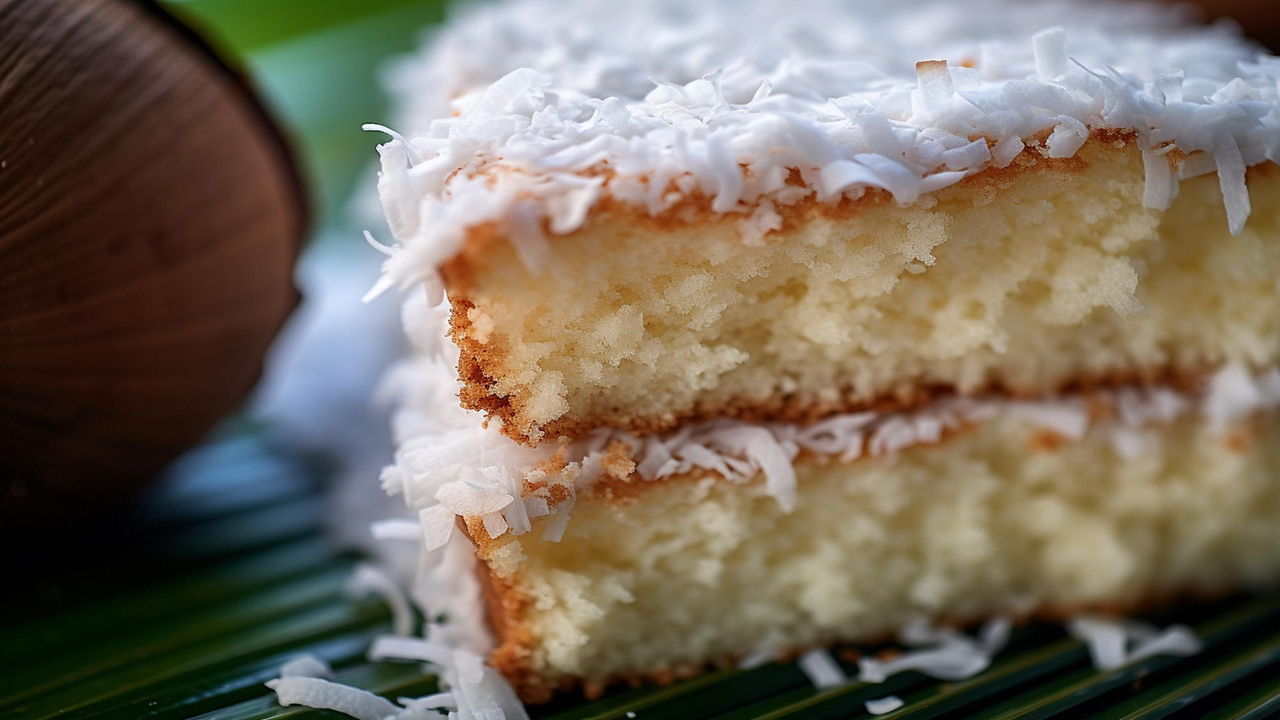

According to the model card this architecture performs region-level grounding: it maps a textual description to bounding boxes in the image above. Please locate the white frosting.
[368,0,1280,293]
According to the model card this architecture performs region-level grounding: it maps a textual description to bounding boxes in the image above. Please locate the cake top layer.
[369,0,1280,292]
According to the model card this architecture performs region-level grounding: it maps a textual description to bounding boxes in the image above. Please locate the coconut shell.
[0,0,306,519]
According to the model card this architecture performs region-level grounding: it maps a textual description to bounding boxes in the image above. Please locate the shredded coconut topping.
[368,0,1280,294]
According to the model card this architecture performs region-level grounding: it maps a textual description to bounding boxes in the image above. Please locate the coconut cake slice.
[359,0,1280,706]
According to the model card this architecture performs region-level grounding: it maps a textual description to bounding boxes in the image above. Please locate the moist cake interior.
[447,139,1280,443]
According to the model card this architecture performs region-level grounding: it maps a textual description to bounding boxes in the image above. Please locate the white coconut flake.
[1068,617,1128,669]
[447,649,531,720]
[1067,616,1202,670]
[266,677,400,720]
[420,504,458,552]
[348,563,416,636]
[866,695,906,715]
[481,511,510,538]
[416,531,494,656]
[400,692,458,710]
[979,617,1013,655]
[1032,26,1069,80]
[1004,401,1089,441]
[540,494,575,542]
[797,649,849,688]
[858,618,1010,684]
[372,519,423,542]
[1202,363,1280,429]
[1045,115,1089,158]
[913,60,955,119]
[1141,144,1177,210]
[1127,624,1202,664]
[991,135,1025,167]
[435,481,514,517]
[280,653,333,679]
[738,647,778,670]
[1214,128,1251,235]
[368,635,455,667]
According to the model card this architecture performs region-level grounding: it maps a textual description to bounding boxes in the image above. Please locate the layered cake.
[364,0,1280,704]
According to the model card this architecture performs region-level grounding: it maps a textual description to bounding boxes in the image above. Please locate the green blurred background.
[162,0,444,231]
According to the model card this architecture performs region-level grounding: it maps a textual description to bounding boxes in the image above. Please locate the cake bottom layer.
[469,409,1280,702]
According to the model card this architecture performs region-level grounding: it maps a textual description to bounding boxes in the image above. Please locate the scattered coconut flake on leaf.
[398,693,459,719]
[866,695,906,715]
[348,563,416,636]
[1127,625,1202,665]
[369,635,455,667]
[280,653,333,679]
[858,617,1011,683]
[401,692,458,710]
[266,677,399,720]
[318,558,527,719]
[978,617,1014,654]
[738,647,777,670]
[447,649,531,720]
[797,649,849,688]
[1068,616,1202,670]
